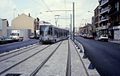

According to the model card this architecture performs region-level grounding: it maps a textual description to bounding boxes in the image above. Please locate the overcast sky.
[0,0,99,28]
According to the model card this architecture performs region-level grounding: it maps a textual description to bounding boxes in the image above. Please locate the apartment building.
[108,0,120,40]
[91,16,98,38]
[94,6,100,28]
[0,18,9,37]
[98,0,109,37]
[79,23,93,37]
[94,6,100,37]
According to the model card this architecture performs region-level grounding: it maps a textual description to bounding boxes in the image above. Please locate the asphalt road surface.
[0,39,39,53]
[75,36,120,76]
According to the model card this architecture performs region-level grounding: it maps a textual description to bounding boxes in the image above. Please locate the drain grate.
[5,73,21,76]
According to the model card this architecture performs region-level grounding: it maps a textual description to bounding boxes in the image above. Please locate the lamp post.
[73,2,75,41]
[13,8,17,18]
[55,15,60,27]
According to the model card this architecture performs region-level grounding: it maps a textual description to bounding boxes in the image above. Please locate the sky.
[0,0,99,28]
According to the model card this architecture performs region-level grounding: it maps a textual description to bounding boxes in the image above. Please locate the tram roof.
[39,24,69,31]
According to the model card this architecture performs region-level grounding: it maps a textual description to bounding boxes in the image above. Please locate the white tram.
[39,24,69,43]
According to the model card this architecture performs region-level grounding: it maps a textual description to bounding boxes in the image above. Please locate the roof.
[12,13,35,21]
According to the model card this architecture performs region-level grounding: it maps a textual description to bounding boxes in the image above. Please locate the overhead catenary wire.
[40,0,51,11]
[32,0,51,11]
[64,0,69,28]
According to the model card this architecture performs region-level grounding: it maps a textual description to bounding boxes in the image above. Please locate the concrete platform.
[74,39,100,76]
[69,40,88,76]
[36,40,68,76]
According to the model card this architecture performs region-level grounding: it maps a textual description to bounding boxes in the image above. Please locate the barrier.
[73,39,95,70]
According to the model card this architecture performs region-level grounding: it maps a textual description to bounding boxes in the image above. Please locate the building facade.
[108,0,120,40]
[98,0,109,37]
[11,13,35,33]
[92,16,96,38]
[94,6,100,29]
[79,23,93,37]
[94,6,100,37]
[0,18,9,37]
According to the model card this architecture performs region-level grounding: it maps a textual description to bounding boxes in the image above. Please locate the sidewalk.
[109,40,120,44]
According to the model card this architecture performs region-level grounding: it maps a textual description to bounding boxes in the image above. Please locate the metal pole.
[55,15,60,27]
[73,2,75,41]
[70,14,72,39]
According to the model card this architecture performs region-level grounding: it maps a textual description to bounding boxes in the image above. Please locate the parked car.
[86,35,94,39]
[0,36,5,41]
[0,36,13,41]
[81,34,87,38]
[96,35,108,42]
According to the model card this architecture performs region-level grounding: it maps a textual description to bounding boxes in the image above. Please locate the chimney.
[28,13,30,17]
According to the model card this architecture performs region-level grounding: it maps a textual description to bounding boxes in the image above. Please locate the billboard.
[0,18,2,30]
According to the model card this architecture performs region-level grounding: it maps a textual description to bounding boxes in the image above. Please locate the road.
[0,39,39,53]
[75,36,120,76]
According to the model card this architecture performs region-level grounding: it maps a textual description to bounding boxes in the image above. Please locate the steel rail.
[66,39,71,76]
[0,44,37,58]
[0,45,40,62]
[30,41,63,76]
[0,45,51,75]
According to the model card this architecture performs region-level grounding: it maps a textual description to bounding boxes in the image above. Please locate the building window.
[115,2,119,11]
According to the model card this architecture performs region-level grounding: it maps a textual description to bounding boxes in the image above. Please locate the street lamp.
[55,15,60,27]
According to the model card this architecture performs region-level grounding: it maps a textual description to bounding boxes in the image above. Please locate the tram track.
[0,45,51,75]
[30,41,63,76]
[0,44,37,58]
[66,39,71,76]
[0,39,90,76]
[0,44,40,62]
[0,41,62,76]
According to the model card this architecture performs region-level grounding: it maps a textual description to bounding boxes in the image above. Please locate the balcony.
[100,0,109,6]
[96,25,108,30]
[100,16,109,23]
[100,7,109,14]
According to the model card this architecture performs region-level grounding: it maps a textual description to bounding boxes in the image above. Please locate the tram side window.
[48,29,50,35]
[40,31,43,36]
[54,30,57,36]
[48,27,52,35]
[50,27,52,35]
[57,30,59,37]
[40,28,43,36]
[51,28,52,35]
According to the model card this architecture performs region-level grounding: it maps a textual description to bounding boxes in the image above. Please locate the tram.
[39,24,69,43]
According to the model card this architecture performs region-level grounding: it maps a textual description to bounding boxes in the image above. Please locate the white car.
[96,35,108,42]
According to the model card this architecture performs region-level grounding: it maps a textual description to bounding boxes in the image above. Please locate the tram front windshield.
[40,26,49,36]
